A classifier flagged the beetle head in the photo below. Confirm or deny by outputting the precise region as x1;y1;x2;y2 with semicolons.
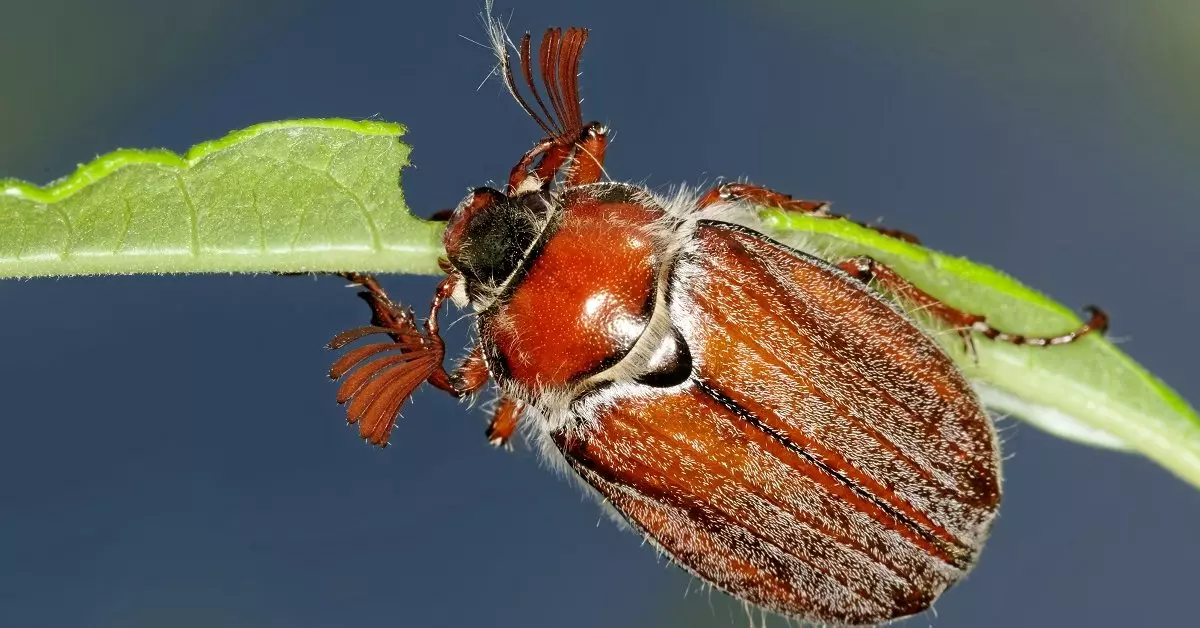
442;186;556;306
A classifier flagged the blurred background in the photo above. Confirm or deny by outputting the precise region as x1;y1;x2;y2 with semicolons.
2;1;1198;626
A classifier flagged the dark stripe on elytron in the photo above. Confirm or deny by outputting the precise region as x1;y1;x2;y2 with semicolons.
566;389;919;584
561;386;925;585
557;441;886;608
692;378;972;571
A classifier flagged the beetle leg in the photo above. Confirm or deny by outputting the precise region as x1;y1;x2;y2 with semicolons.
448;343;491;397
422;276;475;396
486;396;526;449
337;272;420;335
698;182;830;215
836;256;1109;353
698;182;922;244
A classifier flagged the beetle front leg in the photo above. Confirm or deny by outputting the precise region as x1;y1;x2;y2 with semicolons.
837;256;1109;356
698;182;922;244
335;272;427;343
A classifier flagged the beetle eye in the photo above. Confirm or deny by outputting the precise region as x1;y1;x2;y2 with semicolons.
634;326;693;388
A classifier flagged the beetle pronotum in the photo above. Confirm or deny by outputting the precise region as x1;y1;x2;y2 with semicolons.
325;18;1107;626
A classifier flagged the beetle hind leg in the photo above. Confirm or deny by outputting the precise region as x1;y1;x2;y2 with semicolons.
837;256;1109;355
698;182;922;244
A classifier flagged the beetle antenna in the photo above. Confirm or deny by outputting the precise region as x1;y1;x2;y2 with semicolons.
545;26;587;139
520;31;560;137
482;2;589;145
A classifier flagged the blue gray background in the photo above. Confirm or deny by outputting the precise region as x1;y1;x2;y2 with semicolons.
2;1;1198;626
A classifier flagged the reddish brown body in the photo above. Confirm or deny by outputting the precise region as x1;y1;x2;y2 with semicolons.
327;21;1106;626
555;220;999;624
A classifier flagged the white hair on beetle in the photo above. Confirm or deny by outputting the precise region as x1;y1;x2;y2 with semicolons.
477;178;848;443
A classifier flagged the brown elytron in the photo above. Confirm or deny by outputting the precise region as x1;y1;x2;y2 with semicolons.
327;23;1108;625
557;223;999;623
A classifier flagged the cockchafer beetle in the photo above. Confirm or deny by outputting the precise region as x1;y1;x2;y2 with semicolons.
325;20;1108;626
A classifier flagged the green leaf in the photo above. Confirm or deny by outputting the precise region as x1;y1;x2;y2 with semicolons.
0;118;444;278
762;210;1200;489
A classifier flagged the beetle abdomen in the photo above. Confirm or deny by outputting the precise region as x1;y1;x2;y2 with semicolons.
553;221;1000;625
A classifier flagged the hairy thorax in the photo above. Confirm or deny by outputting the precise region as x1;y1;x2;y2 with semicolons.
480;184;669;397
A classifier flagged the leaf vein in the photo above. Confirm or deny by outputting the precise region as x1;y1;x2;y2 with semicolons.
116;197;133;253
323;171;382;253
174;174;200;256
250;186;266;253
49;204;73;260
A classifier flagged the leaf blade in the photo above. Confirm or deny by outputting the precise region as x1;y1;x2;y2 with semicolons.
0;118;445;277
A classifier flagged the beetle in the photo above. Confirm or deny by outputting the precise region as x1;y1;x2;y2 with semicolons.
325;21;1109;626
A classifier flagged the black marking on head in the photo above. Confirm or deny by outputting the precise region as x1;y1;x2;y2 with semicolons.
450;191;558;302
